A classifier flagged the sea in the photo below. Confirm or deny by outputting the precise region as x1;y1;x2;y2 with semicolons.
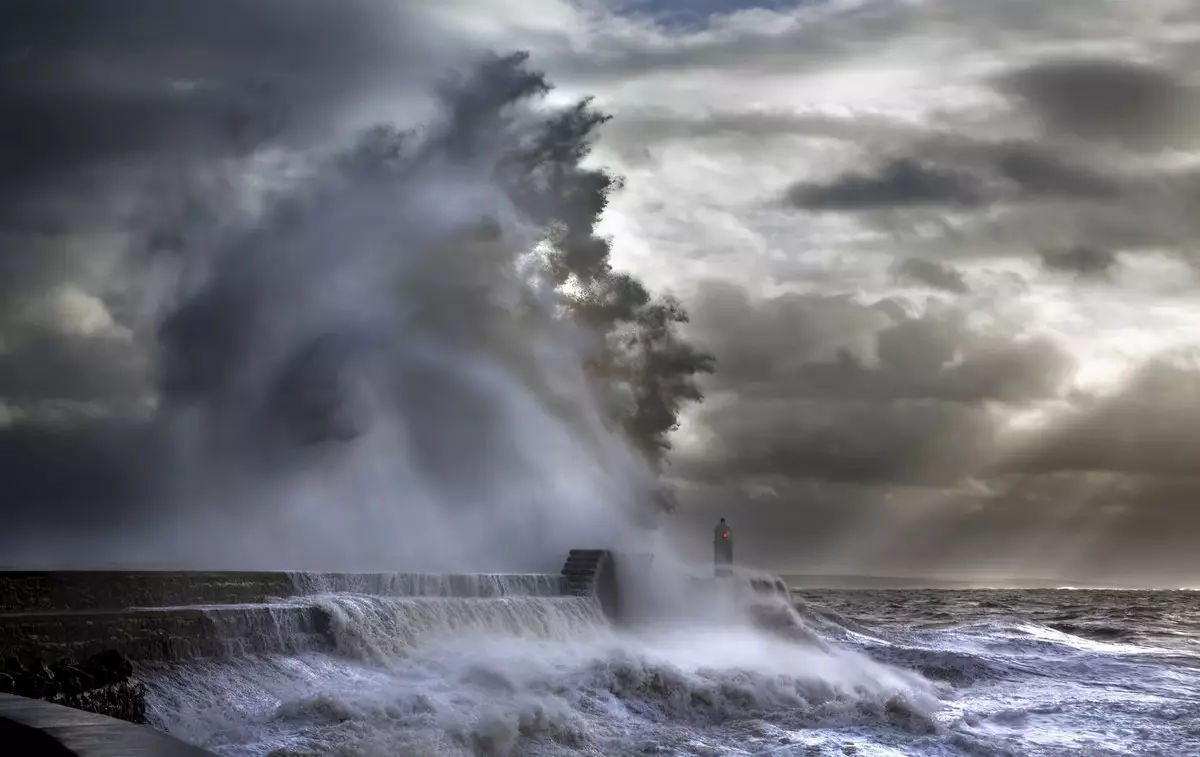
140;578;1200;757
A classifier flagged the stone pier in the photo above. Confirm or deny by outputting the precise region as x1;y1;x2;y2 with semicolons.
2;549;779;751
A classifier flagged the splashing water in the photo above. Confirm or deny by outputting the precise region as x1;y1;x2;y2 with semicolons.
144;582;943;757
284;573;568;599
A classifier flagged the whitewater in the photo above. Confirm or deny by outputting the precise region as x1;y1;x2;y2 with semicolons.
137;573;1200;756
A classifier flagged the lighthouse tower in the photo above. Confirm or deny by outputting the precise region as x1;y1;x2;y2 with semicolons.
713;517;733;577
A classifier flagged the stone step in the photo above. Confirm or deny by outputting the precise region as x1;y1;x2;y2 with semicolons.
0;605;331;664
562;560;604;572
562;568;597;578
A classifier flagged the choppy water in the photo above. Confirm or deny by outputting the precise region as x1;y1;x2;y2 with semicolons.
143;585;1200;756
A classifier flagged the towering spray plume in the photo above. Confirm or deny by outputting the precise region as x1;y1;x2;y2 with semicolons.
0;51;712;571
27;51;704;573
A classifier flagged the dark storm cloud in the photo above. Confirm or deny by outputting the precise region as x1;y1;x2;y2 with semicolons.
0;419;163;543
1001;359;1200;479
995;58;1200;149
560;1;1200;578
0;0;479;363
0;0;477;556
0;326;147;405
681;396;996;487
0;0;452;192
689;281;1069;404
783;140;1121;213
982;140;1119;199
0;0;460;333
784;158;987;210
892;258;968;294
882;469;1200;586
766;52;1200;269
1037;245;1118;278
677;281;1070;488
775;121;1200;267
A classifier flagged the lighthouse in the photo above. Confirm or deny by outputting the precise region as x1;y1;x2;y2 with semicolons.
714;517;733;577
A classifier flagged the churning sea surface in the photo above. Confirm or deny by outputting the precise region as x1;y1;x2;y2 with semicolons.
142;582;1200;757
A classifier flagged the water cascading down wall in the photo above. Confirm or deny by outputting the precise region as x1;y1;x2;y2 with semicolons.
0;550;619;724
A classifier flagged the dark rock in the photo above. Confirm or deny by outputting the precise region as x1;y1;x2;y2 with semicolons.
0;650;146;723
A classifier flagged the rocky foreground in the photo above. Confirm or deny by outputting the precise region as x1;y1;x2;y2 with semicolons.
0;650;145;723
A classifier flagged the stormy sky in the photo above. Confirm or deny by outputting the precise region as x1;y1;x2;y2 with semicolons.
4;0;1200;585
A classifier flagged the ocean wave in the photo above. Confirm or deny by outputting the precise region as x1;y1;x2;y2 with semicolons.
310;594;607;664
856;645;1027;686
148;639;940;757
144;588;944;757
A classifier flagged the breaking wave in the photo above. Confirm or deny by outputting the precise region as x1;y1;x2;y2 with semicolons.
313;594;607;663
284;573;567;599
143;579;943;757
141;580;1200;756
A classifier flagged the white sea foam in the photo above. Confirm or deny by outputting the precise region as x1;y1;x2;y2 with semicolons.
145;571;944;757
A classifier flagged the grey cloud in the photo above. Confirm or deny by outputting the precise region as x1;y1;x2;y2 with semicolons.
890;470;1200;585
677;467;1200;583
680;396;997;488
0;0;469;400
558;0;1175;85
0;0;461;212
983;140;1118;199
1000;359;1200;479
0;419;163;538
784;140;1121;213
602;108;918;147
665;275;1198;575
0;326;147;405
762;51;1200;266
892;258;969;294
777;126;1200;265
0;0;479;441
996;58;1200;150
1038;245;1118;278
688;280;1070;405
556;2;924;82
784;158;988;211
677;281;1070;489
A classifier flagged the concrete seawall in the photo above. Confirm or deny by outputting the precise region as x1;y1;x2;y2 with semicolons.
0;557;622;750
1;693;218;756
0;553;800;752
0;570;568;614
0;570;575;664
0;558;790;668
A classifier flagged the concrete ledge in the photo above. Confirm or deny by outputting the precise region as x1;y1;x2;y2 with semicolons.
0;572;297;614
0;693;217;756
0;604;329;664
0;571;567;613
0;570;568;666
